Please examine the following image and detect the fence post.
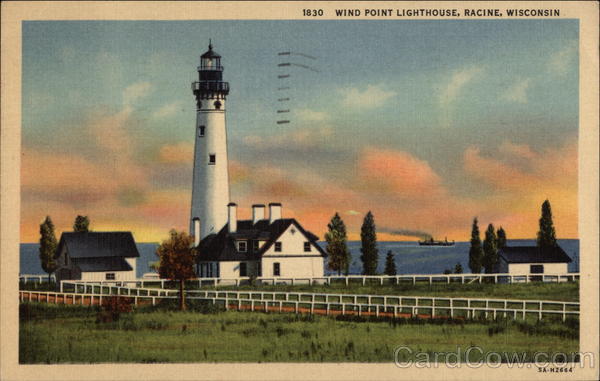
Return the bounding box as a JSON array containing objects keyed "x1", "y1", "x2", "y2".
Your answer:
[
  {"x1": 562, "y1": 304, "x2": 566, "y2": 322},
  {"x1": 380, "y1": 277, "x2": 384, "y2": 286},
  {"x1": 345, "y1": 277, "x2": 349, "y2": 286},
  {"x1": 450, "y1": 299, "x2": 453, "y2": 318}
]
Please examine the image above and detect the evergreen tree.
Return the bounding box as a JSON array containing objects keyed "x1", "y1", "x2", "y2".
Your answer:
[
  {"x1": 39, "y1": 216, "x2": 58, "y2": 283},
  {"x1": 325, "y1": 213, "x2": 350, "y2": 275},
  {"x1": 468, "y1": 217, "x2": 484, "y2": 274},
  {"x1": 73, "y1": 215, "x2": 90, "y2": 232},
  {"x1": 384, "y1": 250, "x2": 397, "y2": 276},
  {"x1": 454, "y1": 262, "x2": 463, "y2": 274},
  {"x1": 483, "y1": 223, "x2": 498, "y2": 274},
  {"x1": 496, "y1": 227, "x2": 507, "y2": 249},
  {"x1": 156, "y1": 230, "x2": 197, "y2": 310},
  {"x1": 360, "y1": 211, "x2": 378, "y2": 275},
  {"x1": 537, "y1": 199, "x2": 557, "y2": 251}
]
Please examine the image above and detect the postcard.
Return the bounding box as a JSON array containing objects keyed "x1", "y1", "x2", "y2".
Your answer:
[{"x1": 1, "y1": 1, "x2": 598, "y2": 380}]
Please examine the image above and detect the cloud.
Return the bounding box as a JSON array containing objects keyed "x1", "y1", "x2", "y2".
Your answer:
[
  {"x1": 158, "y1": 142, "x2": 194, "y2": 164},
  {"x1": 295, "y1": 108, "x2": 328, "y2": 122},
  {"x1": 548, "y1": 40, "x2": 577, "y2": 75},
  {"x1": 153, "y1": 102, "x2": 181, "y2": 118},
  {"x1": 242, "y1": 127, "x2": 333, "y2": 150},
  {"x1": 439, "y1": 66, "x2": 483, "y2": 106},
  {"x1": 500, "y1": 78, "x2": 531, "y2": 104},
  {"x1": 123, "y1": 81, "x2": 153, "y2": 107},
  {"x1": 357, "y1": 147, "x2": 446, "y2": 199},
  {"x1": 346, "y1": 210, "x2": 360, "y2": 216},
  {"x1": 339, "y1": 84, "x2": 396, "y2": 108}
]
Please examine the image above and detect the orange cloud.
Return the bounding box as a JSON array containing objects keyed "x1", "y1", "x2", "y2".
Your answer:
[
  {"x1": 158, "y1": 142, "x2": 194, "y2": 164},
  {"x1": 358, "y1": 147, "x2": 446, "y2": 199}
]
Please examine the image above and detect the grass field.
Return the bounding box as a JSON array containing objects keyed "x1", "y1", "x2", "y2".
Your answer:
[{"x1": 20, "y1": 302, "x2": 579, "y2": 363}]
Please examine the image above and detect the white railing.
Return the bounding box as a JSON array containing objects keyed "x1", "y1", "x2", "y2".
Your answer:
[
  {"x1": 48, "y1": 272, "x2": 579, "y2": 289},
  {"x1": 19, "y1": 274, "x2": 55, "y2": 284},
  {"x1": 45, "y1": 281, "x2": 580, "y2": 322},
  {"x1": 19, "y1": 288, "x2": 579, "y2": 322}
]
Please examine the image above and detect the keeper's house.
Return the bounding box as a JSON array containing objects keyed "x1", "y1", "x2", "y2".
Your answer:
[
  {"x1": 494, "y1": 245, "x2": 572, "y2": 275},
  {"x1": 54, "y1": 232, "x2": 139, "y2": 282},
  {"x1": 196, "y1": 203, "x2": 326, "y2": 279}
]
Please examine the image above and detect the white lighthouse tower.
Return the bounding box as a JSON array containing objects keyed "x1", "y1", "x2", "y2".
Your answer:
[{"x1": 190, "y1": 42, "x2": 230, "y2": 242}]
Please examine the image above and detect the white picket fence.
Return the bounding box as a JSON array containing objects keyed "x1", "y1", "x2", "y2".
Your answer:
[
  {"x1": 48, "y1": 280, "x2": 580, "y2": 322},
  {"x1": 45, "y1": 272, "x2": 580, "y2": 290}
]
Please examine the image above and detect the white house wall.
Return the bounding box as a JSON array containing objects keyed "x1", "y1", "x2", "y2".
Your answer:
[
  {"x1": 507, "y1": 262, "x2": 568, "y2": 274},
  {"x1": 262, "y1": 223, "x2": 318, "y2": 256},
  {"x1": 261, "y1": 256, "x2": 324, "y2": 278},
  {"x1": 80, "y1": 269, "x2": 136, "y2": 281}
]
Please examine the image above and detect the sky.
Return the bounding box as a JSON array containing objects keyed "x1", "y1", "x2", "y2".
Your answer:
[{"x1": 21, "y1": 20, "x2": 579, "y2": 243}]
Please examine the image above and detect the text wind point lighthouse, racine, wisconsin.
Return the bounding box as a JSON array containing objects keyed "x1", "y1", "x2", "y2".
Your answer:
[{"x1": 190, "y1": 42, "x2": 231, "y2": 242}]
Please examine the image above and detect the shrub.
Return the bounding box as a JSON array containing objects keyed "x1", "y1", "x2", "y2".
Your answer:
[{"x1": 97, "y1": 296, "x2": 133, "y2": 323}]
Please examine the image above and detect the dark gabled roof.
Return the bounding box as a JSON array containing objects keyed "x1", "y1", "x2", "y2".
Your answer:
[
  {"x1": 72, "y1": 257, "x2": 133, "y2": 272},
  {"x1": 55, "y1": 232, "x2": 140, "y2": 259},
  {"x1": 197, "y1": 218, "x2": 326, "y2": 262},
  {"x1": 498, "y1": 245, "x2": 572, "y2": 264}
]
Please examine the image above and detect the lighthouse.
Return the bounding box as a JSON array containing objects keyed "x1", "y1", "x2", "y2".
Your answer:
[{"x1": 190, "y1": 42, "x2": 230, "y2": 243}]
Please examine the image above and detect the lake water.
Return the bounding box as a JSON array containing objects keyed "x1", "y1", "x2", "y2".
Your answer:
[{"x1": 20, "y1": 239, "x2": 579, "y2": 277}]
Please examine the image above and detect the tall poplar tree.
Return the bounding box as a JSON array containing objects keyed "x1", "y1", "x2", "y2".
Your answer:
[
  {"x1": 384, "y1": 250, "x2": 397, "y2": 276},
  {"x1": 468, "y1": 217, "x2": 484, "y2": 274},
  {"x1": 73, "y1": 215, "x2": 90, "y2": 232},
  {"x1": 496, "y1": 227, "x2": 507, "y2": 249},
  {"x1": 483, "y1": 223, "x2": 498, "y2": 274},
  {"x1": 325, "y1": 213, "x2": 350, "y2": 275},
  {"x1": 360, "y1": 211, "x2": 378, "y2": 275},
  {"x1": 39, "y1": 216, "x2": 58, "y2": 283},
  {"x1": 537, "y1": 199, "x2": 557, "y2": 252}
]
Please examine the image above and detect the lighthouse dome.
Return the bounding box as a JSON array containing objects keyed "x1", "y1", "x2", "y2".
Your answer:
[{"x1": 201, "y1": 43, "x2": 221, "y2": 59}]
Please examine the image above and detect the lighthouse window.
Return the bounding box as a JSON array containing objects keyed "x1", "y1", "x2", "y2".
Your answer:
[
  {"x1": 214, "y1": 100, "x2": 222, "y2": 110},
  {"x1": 209, "y1": 154, "x2": 216, "y2": 165},
  {"x1": 199, "y1": 125, "x2": 205, "y2": 137}
]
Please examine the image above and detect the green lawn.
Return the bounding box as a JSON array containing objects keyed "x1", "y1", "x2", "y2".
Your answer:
[{"x1": 20, "y1": 302, "x2": 579, "y2": 363}]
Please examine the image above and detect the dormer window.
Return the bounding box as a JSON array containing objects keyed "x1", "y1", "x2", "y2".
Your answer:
[{"x1": 238, "y1": 240, "x2": 247, "y2": 252}]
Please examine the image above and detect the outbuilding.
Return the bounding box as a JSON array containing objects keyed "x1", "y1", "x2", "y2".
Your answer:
[
  {"x1": 54, "y1": 232, "x2": 139, "y2": 282},
  {"x1": 494, "y1": 245, "x2": 572, "y2": 275}
]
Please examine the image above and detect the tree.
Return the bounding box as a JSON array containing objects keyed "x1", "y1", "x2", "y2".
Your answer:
[
  {"x1": 496, "y1": 227, "x2": 507, "y2": 249},
  {"x1": 360, "y1": 211, "x2": 378, "y2": 275},
  {"x1": 468, "y1": 217, "x2": 484, "y2": 274},
  {"x1": 384, "y1": 250, "x2": 397, "y2": 276},
  {"x1": 156, "y1": 230, "x2": 197, "y2": 310},
  {"x1": 39, "y1": 216, "x2": 58, "y2": 283},
  {"x1": 454, "y1": 262, "x2": 463, "y2": 274},
  {"x1": 73, "y1": 215, "x2": 90, "y2": 232},
  {"x1": 483, "y1": 223, "x2": 498, "y2": 274},
  {"x1": 537, "y1": 199, "x2": 557, "y2": 252},
  {"x1": 443, "y1": 269, "x2": 452, "y2": 274},
  {"x1": 325, "y1": 213, "x2": 351, "y2": 275}
]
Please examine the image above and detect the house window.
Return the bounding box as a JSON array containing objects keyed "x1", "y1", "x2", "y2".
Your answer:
[
  {"x1": 209, "y1": 154, "x2": 216, "y2": 165},
  {"x1": 199, "y1": 125, "x2": 205, "y2": 137},
  {"x1": 253, "y1": 240, "x2": 260, "y2": 252},
  {"x1": 273, "y1": 262, "x2": 281, "y2": 276},
  {"x1": 106, "y1": 273, "x2": 115, "y2": 280},
  {"x1": 274, "y1": 242, "x2": 282, "y2": 252},
  {"x1": 238, "y1": 241, "x2": 247, "y2": 252},
  {"x1": 304, "y1": 242, "x2": 311, "y2": 252},
  {"x1": 530, "y1": 265, "x2": 544, "y2": 274},
  {"x1": 240, "y1": 262, "x2": 247, "y2": 277}
]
